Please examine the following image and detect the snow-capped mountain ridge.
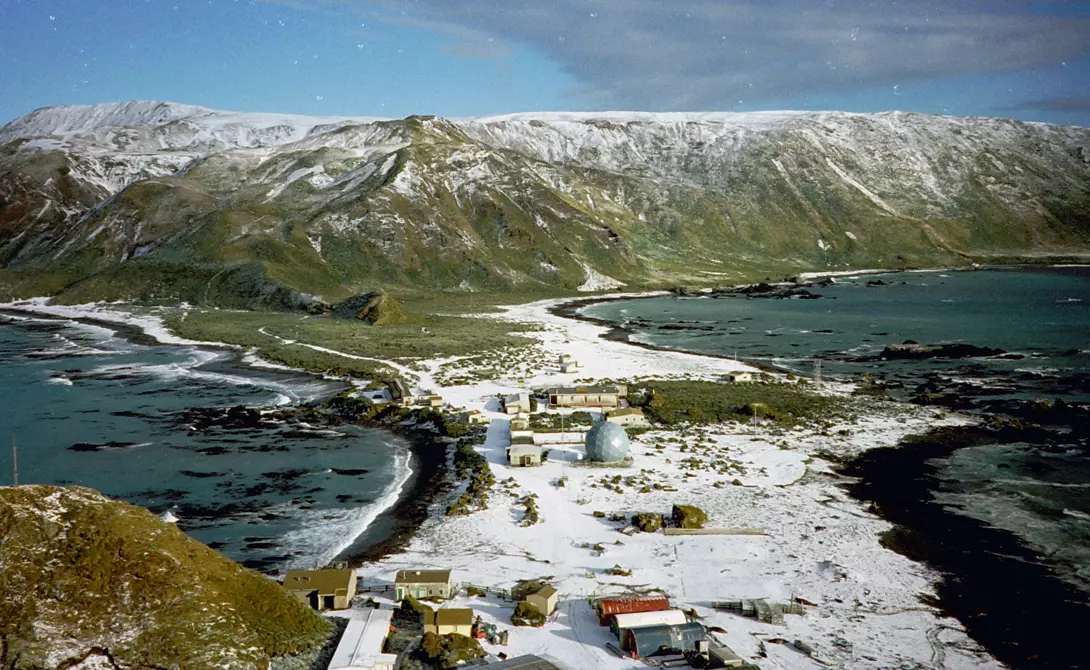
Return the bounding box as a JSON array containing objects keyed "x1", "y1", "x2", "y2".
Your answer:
[{"x1": 1, "y1": 100, "x2": 1088, "y2": 306}]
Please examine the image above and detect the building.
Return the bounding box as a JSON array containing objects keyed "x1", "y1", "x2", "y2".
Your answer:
[
  {"x1": 595, "y1": 596, "x2": 670, "y2": 625},
  {"x1": 328, "y1": 608, "x2": 398, "y2": 670},
  {"x1": 604, "y1": 407, "x2": 650, "y2": 428},
  {"x1": 584, "y1": 421, "x2": 630, "y2": 462},
  {"x1": 610, "y1": 610, "x2": 688, "y2": 639},
  {"x1": 486, "y1": 655, "x2": 565, "y2": 669},
  {"x1": 394, "y1": 569, "x2": 453, "y2": 601},
  {"x1": 420, "y1": 394, "x2": 444, "y2": 408},
  {"x1": 510, "y1": 415, "x2": 531, "y2": 431},
  {"x1": 623, "y1": 622, "x2": 705, "y2": 658},
  {"x1": 559, "y1": 360, "x2": 579, "y2": 373},
  {"x1": 389, "y1": 379, "x2": 415, "y2": 406},
  {"x1": 504, "y1": 392, "x2": 531, "y2": 415},
  {"x1": 464, "y1": 410, "x2": 490, "y2": 425},
  {"x1": 423, "y1": 608, "x2": 475, "y2": 636},
  {"x1": 546, "y1": 386, "x2": 623, "y2": 408},
  {"x1": 524, "y1": 584, "x2": 558, "y2": 616},
  {"x1": 507, "y1": 444, "x2": 543, "y2": 467},
  {"x1": 727, "y1": 371, "x2": 755, "y2": 383},
  {"x1": 283, "y1": 569, "x2": 357, "y2": 611}
]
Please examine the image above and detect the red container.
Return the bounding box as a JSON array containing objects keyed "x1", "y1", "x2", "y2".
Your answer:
[{"x1": 596, "y1": 596, "x2": 670, "y2": 625}]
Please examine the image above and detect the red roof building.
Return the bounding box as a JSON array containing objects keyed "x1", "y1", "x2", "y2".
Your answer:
[{"x1": 595, "y1": 596, "x2": 670, "y2": 625}]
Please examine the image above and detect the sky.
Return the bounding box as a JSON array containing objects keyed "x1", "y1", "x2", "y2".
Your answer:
[{"x1": 0, "y1": 0, "x2": 1088, "y2": 127}]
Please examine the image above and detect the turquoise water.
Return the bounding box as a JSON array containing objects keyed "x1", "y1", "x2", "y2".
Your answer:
[
  {"x1": 0, "y1": 312, "x2": 411, "y2": 573},
  {"x1": 584, "y1": 267, "x2": 1090, "y2": 593}
]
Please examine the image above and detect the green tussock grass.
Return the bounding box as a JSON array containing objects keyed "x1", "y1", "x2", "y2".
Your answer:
[{"x1": 0, "y1": 486, "x2": 331, "y2": 669}]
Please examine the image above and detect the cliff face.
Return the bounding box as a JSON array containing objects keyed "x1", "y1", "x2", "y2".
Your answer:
[
  {"x1": 1, "y1": 103, "x2": 1088, "y2": 305},
  {"x1": 0, "y1": 485, "x2": 331, "y2": 669}
]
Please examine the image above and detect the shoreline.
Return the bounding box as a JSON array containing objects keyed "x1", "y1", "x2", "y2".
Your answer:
[
  {"x1": 839, "y1": 426, "x2": 1090, "y2": 670},
  {"x1": 544, "y1": 269, "x2": 1089, "y2": 670},
  {"x1": 0, "y1": 304, "x2": 446, "y2": 572},
  {"x1": 7, "y1": 272, "x2": 1078, "y2": 668}
]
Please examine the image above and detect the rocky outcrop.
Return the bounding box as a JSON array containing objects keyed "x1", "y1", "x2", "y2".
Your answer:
[
  {"x1": 0, "y1": 485, "x2": 331, "y2": 669},
  {"x1": 881, "y1": 342, "x2": 1006, "y2": 360}
]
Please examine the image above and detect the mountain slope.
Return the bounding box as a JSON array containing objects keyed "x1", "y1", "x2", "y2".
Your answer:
[
  {"x1": 1, "y1": 102, "x2": 1087, "y2": 305},
  {"x1": 0, "y1": 485, "x2": 331, "y2": 669}
]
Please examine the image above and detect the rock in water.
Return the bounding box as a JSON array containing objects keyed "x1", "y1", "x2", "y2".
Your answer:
[
  {"x1": 331, "y1": 291, "x2": 409, "y2": 325},
  {"x1": 880, "y1": 342, "x2": 1006, "y2": 359},
  {"x1": 0, "y1": 485, "x2": 332, "y2": 669}
]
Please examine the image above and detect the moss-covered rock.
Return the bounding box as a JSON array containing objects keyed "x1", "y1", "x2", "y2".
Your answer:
[
  {"x1": 672, "y1": 504, "x2": 707, "y2": 529},
  {"x1": 0, "y1": 485, "x2": 332, "y2": 669},
  {"x1": 510, "y1": 601, "x2": 547, "y2": 627},
  {"x1": 632, "y1": 512, "x2": 663, "y2": 532},
  {"x1": 417, "y1": 632, "x2": 486, "y2": 667},
  {"x1": 332, "y1": 291, "x2": 410, "y2": 325}
]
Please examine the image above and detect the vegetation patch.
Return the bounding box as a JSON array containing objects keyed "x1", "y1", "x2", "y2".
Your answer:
[
  {"x1": 633, "y1": 379, "x2": 858, "y2": 427},
  {"x1": 0, "y1": 486, "x2": 331, "y2": 669}
]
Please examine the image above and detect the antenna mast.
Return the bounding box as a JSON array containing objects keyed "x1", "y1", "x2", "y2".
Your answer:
[{"x1": 11, "y1": 435, "x2": 18, "y2": 486}]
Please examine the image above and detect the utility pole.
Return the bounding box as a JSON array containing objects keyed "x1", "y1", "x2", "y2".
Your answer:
[
  {"x1": 12, "y1": 435, "x2": 18, "y2": 486},
  {"x1": 815, "y1": 359, "x2": 823, "y2": 385}
]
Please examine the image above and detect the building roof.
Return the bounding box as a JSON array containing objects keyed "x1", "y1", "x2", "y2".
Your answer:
[
  {"x1": 598, "y1": 596, "x2": 670, "y2": 617},
  {"x1": 424, "y1": 608, "x2": 475, "y2": 627},
  {"x1": 328, "y1": 608, "x2": 398, "y2": 670},
  {"x1": 546, "y1": 385, "x2": 620, "y2": 395},
  {"x1": 283, "y1": 569, "x2": 355, "y2": 595},
  {"x1": 607, "y1": 407, "x2": 645, "y2": 417},
  {"x1": 508, "y1": 444, "x2": 543, "y2": 456},
  {"x1": 612, "y1": 609, "x2": 688, "y2": 630},
  {"x1": 395, "y1": 569, "x2": 452, "y2": 584},
  {"x1": 487, "y1": 655, "x2": 565, "y2": 669},
  {"x1": 529, "y1": 584, "x2": 557, "y2": 599}
]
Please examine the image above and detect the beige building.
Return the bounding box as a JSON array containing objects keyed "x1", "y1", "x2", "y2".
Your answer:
[
  {"x1": 507, "y1": 444, "x2": 544, "y2": 467},
  {"x1": 283, "y1": 569, "x2": 357, "y2": 611},
  {"x1": 510, "y1": 415, "x2": 531, "y2": 431},
  {"x1": 420, "y1": 394, "x2": 444, "y2": 408},
  {"x1": 504, "y1": 392, "x2": 531, "y2": 415},
  {"x1": 546, "y1": 385, "x2": 624, "y2": 408},
  {"x1": 605, "y1": 407, "x2": 650, "y2": 428},
  {"x1": 464, "y1": 410, "x2": 490, "y2": 425},
  {"x1": 395, "y1": 569, "x2": 453, "y2": 601},
  {"x1": 524, "y1": 584, "x2": 559, "y2": 616},
  {"x1": 423, "y1": 608, "x2": 475, "y2": 636},
  {"x1": 727, "y1": 371, "x2": 755, "y2": 383}
]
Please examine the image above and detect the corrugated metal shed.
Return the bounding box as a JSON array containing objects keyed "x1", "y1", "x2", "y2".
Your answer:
[
  {"x1": 610, "y1": 609, "x2": 688, "y2": 638},
  {"x1": 597, "y1": 596, "x2": 669, "y2": 625},
  {"x1": 624, "y1": 622, "x2": 705, "y2": 658}
]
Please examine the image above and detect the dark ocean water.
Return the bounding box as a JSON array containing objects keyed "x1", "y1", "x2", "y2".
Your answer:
[
  {"x1": 0, "y1": 312, "x2": 411, "y2": 573},
  {"x1": 584, "y1": 267, "x2": 1090, "y2": 667}
]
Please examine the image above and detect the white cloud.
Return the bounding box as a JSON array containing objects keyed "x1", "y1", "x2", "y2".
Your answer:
[{"x1": 264, "y1": 0, "x2": 1090, "y2": 110}]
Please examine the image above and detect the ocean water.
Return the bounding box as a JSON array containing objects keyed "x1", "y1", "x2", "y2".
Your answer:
[
  {"x1": 583, "y1": 267, "x2": 1090, "y2": 600},
  {"x1": 0, "y1": 312, "x2": 412, "y2": 573}
]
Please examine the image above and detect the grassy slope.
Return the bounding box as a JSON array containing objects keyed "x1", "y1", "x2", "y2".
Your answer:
[{"x1": 0, "y1": 485, "x2": 331, "y2": 669}]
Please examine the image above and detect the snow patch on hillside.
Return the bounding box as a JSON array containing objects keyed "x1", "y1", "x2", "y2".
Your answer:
[{"x1": 578, "y1": 261, "x2": 624, "y2": 291}]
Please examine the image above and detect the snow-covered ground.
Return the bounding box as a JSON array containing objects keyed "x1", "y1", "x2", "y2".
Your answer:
[
  {"x1": 352, "y1": 295, "x2": 1000, "y2": 670},
  {"x1": 1, "y1": 293, "x2": 1001, "y2": 668}
]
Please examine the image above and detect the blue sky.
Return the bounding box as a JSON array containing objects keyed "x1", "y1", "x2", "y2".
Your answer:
[{"x1": 1, "y1": 0, "x2": 1087, "y2": 126}]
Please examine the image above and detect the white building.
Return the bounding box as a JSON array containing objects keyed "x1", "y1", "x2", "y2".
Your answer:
[
  {"x1": 328, "y1": 608, "x2": 398, "y2": 670},
  {"x1": 604, "y1": 407, "x2": 650, "y2": 428}
]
